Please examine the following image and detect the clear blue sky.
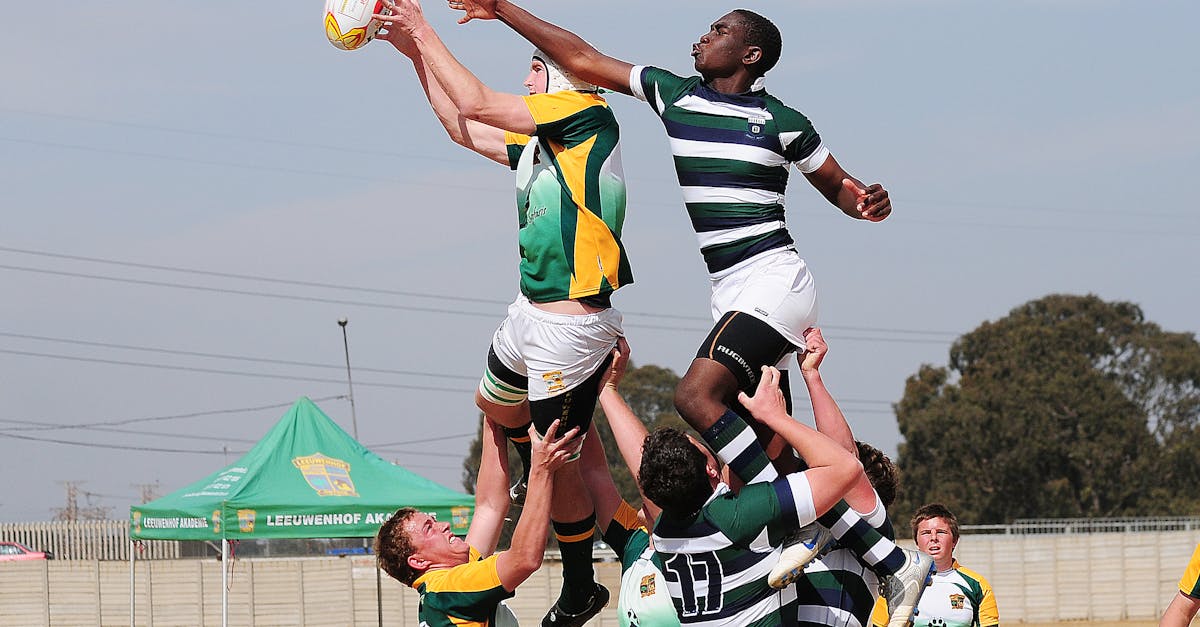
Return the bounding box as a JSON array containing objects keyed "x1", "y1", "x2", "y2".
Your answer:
[{"x1": 2, "y1": 0, "x2": 1197, "y2": 521}]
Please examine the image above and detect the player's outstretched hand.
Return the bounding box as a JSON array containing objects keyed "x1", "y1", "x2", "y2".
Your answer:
[
  {"x1": 841, "y1": 178, "x2": 891, "y2": 222},
  {"x1": 529, "y1": 420, "x2": 581, "y2": 474},
  {"x1": 800, "y1": 327, "x2": 828, "y2": 375},
  {"x1": 448, "y1": 0, "x2": 498, "y2": 24},
  {"x1": 599, "y1": 337, "x2": 631, "y2": 393},
  {"x1": 375, "y1": 0, "x2": 427, "y2": 37},
  {"x1": 737, "y1": 366, "x2": 789, "y2": 425},
  {"x1": 376, "y1": 18, "x2": 419, "y2": 57}
]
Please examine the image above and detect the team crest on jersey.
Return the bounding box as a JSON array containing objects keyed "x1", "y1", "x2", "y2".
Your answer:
[
  {"x1": 639, "y1": 574, "x2": 656, "y2": 597},
  {"x1": 292, "y1": 453, "x2": 359, "y2": 497},
  {"x1": 949, "y1": 593, "x2": 966, "y2": 609},
  {"x1": 747, "y1": 115, "x2": 766, "y2": 138}
]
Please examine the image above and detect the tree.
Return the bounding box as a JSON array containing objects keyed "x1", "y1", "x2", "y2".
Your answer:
[{"x1": 893, "y1": 294, "x2": 1200, "y2": 525}]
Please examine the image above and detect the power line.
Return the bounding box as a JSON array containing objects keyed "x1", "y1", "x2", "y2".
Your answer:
[
  {"x1": 0, "y1": 348, "x2": 473, "y2": 393},
  {"x1": 0, "y1": 246, "x2": 961, "y2": 339},
  {"x1": 0, "y1": 331, "x2": 479, "y2": 381},
  {"x1": 0, "y1": 396, "x2": 343, "y2": 431}
]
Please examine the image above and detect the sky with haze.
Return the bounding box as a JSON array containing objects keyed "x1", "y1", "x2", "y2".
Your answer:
[{"x1": 1, "y1": 0, "x2": 1197, "y2": 522}]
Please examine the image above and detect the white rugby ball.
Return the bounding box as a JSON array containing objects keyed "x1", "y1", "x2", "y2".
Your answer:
[{"x1": 324, "y1": 0, "x2": 388, "y2": 51}]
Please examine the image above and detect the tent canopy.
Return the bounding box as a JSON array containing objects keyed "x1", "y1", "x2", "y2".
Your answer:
[{"x1": 131, "y1": 397, "x2": 473, "y2": 540}]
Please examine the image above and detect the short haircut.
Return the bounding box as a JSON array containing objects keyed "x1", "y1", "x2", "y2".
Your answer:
[
  {"x1": 375, "y1": 507, "x2": 422, "y2": 586},
  {"x1": 639, "y1": 427, "x2": 714, "y2": 517},
  {"x1": 732, "y1": 9, "x2": 782, "y2": 76},
  {"x1": 856, "y1": 441, "x2": 899, "y2": 508},
  {"x1": 910, "y1": 502, "x2": 960, "y2": 541}
]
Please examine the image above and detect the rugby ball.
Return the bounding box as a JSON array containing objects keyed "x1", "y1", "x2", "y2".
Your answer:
[{"x1": 324, "y1": 0, "x2": 388, "y2": 51}]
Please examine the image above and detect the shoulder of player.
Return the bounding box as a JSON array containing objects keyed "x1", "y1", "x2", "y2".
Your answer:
[
  {"x1": 760, "y1": 94, "x2": 813, "y2": 128},
  {"x1": 953, "y1": 563, "x2": 995, "y2": 591}
]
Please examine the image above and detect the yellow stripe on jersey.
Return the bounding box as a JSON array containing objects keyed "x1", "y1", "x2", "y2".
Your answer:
[
  {"x1": 523, "y1": 91, "x2": 608, "y2": 124},
  {"x1": 546, "y1": 134, "x2": 624, "y2": 297},
  {"x1": 414, "y1": 546, "x2": 504, "y2": 595},
  {"x1": 613, "y1": 500, "x2": 644, "y2": 533},
  {"x1": 1181, "y1": 543, "x2": 1200, "y2": 597}
]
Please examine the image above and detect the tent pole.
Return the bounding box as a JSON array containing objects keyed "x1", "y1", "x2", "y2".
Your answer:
[
  {"x1": 129, "y1": 540, "x2": 135, "y2": 627},
  {"x1": 376, "y1": 558, "x2": 383, "y2": 627},
  {"x1": 221, "y1": 538, "x2": 229, "y2": 627}
]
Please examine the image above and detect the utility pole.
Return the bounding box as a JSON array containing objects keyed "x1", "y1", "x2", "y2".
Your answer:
[
  {"x1": 338, "y1": 317, "x2": 359, "y2": 439},
  {"x1": 133, "y1": 481, "x2": 161, "y2": 504},
  {"x1": 54, "y1": 481, "x2": 80, "y2": 521}
]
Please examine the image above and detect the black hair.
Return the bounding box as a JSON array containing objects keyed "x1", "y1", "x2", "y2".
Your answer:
[
  {"x1": 733, "y1": 9, "x2": 782, "y2": 76},
  {"x1": 639, "y1": 428, "x2": 714, "y2": 517}
]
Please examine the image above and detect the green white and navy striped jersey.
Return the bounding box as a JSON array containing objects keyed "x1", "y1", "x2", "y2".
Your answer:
[
  {"x1": 650, "y1": 479, "x2": 817, "y2": 626},
  {"x1": 629, "y1": 66, "x2": 829, "y2": 275},
  {"x1": 794, "y1": 497, "x2": 889, "y2": 627},
  {"x1": 701, "y1": 409, "x2": 890, "y2": 627},
  {"x1": 413, "y1": 545, "x2": 515, "y2": 627},
  {"x1": 503, "y1": 90, "x2": 633, "y2": 303}
]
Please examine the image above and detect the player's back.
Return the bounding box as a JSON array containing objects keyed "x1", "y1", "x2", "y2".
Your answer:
[{"x1": 650, "y1": 483, "x2": 798, "y2": 626}]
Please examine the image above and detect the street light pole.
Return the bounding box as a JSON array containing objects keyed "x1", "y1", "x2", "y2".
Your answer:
[
  {"x1": 338, "y1": 318, "x2": 381, "y2": 627},
  {"x1": 337, "y1": 317, "x2": 359, "y2": 440}
]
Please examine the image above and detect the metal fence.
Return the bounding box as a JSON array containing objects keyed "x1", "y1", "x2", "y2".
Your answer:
[
  {"x1": 0, "y1": 520, "x2": 179, "y2": 560},
  {"x1": 962, "y1": 516, "x2": 1200, "y2": 535}
]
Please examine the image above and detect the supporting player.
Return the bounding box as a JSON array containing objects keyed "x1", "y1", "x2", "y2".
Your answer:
[
  {"x1": 872, "y1": 504, "x2": 998, "y2": 627},
  {"x1": 374, "y1": 419, "x2": 578, "y2": 627},
  {"x1": 374, "y1": 2, "x2": 632, "y2": 621}
]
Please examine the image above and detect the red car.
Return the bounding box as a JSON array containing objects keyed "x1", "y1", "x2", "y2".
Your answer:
[{"x1": 0, "y1": 541, "x2": 52, "y2": 561}]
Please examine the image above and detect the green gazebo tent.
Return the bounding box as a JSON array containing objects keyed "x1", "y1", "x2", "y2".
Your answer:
[{"x1": 129, "y1": 396, "x2": 474, "y2": 626}]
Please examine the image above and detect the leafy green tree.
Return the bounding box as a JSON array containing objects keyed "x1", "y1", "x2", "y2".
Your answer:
[{"x1": 893, "y1": 294, "x2": 1200, "y2": 525}]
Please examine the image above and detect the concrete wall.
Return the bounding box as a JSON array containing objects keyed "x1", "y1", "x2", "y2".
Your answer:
[{"x1": 1, "y1": 530, "x2": 1196, "y2": 626}]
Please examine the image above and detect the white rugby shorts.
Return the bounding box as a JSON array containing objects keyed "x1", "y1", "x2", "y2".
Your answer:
[
  {"x1": 480, "y1": 294, "x2": 624, "y2": 403},
  {"x1": 709, "y1": 248, "x2": 818, "y2": 350}
]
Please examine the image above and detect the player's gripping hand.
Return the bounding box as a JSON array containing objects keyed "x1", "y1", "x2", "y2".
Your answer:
[
  {"x1": 530, "y1": 419, "x2": 581, "y2": 474},
  {"x1": 737, "y1": 366, "x2": 790, "y2": 426},
  {"x1": 842, "y1": 178, "x2": 891, "y2": 222},
  {"x1": 800, "y1": 327, "x2": 828, "y2": 375}
]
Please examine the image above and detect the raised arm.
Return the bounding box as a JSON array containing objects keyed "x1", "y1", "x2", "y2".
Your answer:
[
  {"x1": 452, "y1": 0, "x2": 636, "y2": 95},
  {"x1": 464, "y1": 417, "x2": 512, "y2": 556},
  {"x1": 803, "y1": 153, "x2": 892, "y2": 222},
  {"x1": 494, "y1": 420, "x2": 579, "y2": 591},
  {"x1": 377, "y1": 0, "x2": 536, "y2": 134},
  {"x1": 595, "y1": 338, "x2": 662, "y2": 522},
  {"x1": 377, "y1": 25, "x2": 509, "y2": 164},
  {"x1": 738, "y1": 366, "x2": 862, "y2": 517},
  {"x1": 799, "y1": 327, "x2": 878, "y2": 513}
]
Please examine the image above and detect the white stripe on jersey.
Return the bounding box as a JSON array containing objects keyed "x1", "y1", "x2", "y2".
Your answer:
[
  {"x1": 794, "y1": 144, "x2": 830, "y2": 173},
  {"x1": 680, "y1": 185, "x2": 784, "y2": 206},
  {"x1": 716, "y1": 431, "x2": 780, "y2": 485},
  {"x1": 786, "y1": 473, "x2": 819, "y2": 527},
  {"x1": 694, "y1": 221, "x2": 786, "y2": 249},
  {"x1": 675, "y1": 94, "x2": 774, "y2": 121},
  {"x1": 668, "y1": 137, "x2": 788, "y2": 167},
  {"x1": 654, "y1": 528, "x2": 730, "y2": 554},
  {"x1": 629, "y1": 65, "x2": 649, "y2": 102}
]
